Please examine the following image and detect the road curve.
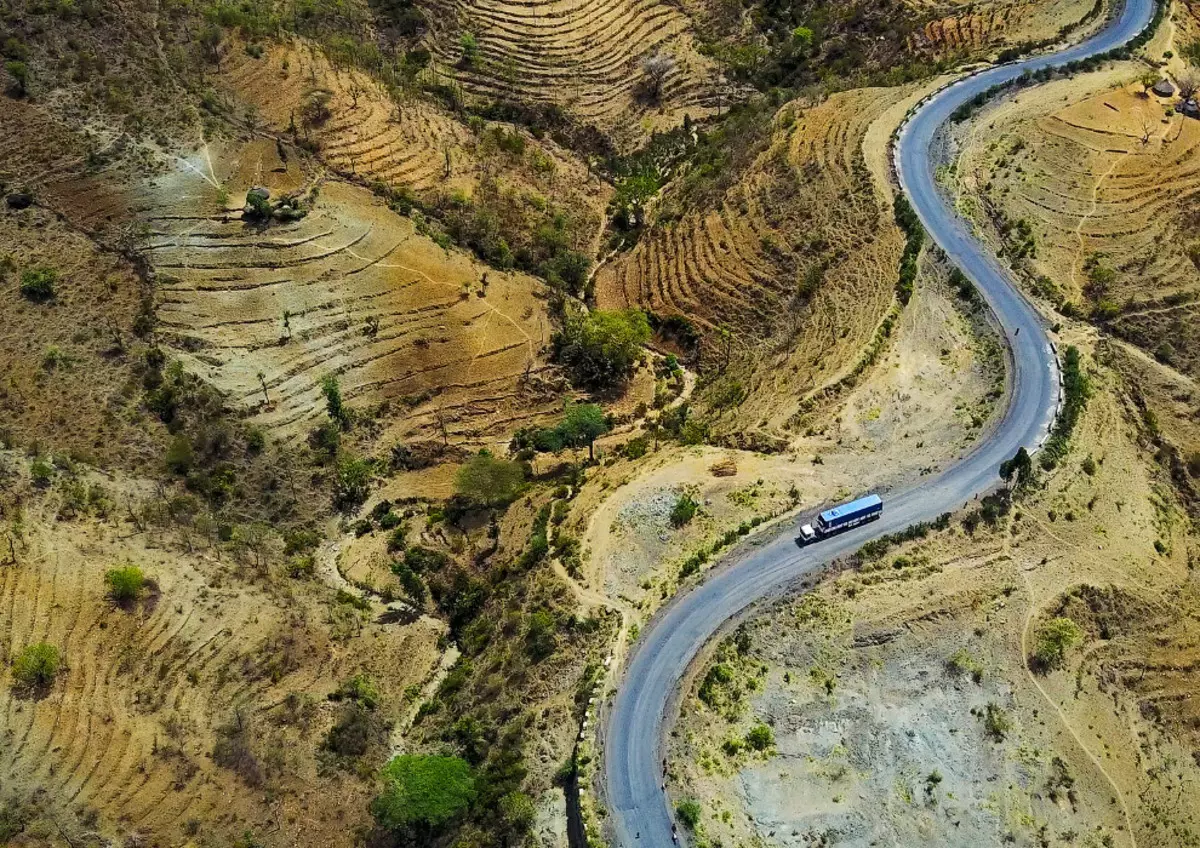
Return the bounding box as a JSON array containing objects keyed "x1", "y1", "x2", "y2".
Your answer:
[{"x1": 603, "y1": 0, "x2": 1157, "y2": 844}]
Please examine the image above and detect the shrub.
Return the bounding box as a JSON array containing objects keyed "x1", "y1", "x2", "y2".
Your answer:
[
  {"x1": 332, "y1": 673, "x2": 381, "y2": 709},
  {"x1": 454, "y1": 450, "x2": 525, "y2": 507},
  {"x1": 983, "y1": 702, "x2": 1012, "y2": 741},
  {"x1": 19, "y1": 267, "x2": 57, "y2": 301},
  {"x1": 372, "y1": 755, "x2": 476, "y2": 836},
  {"x1": 12, "y1": 643, "x2": 61, "y2": 691},
  {"x1": 676, "y1": 799, "x2": 702, "y2": 830},
  {"x1": 745, "y1": 722, "x2": 774, "y2": 751},
  {"x1": 320, "y1": 374, "x2": 347, "y2": 427},
  {"x1": 670, "y1": 492, "x2": 699, "y2": 528},
  {"x1": 947, "y1": 647, "x2": 984, "y2": 683},
  {"x1": 1031, "y1": 617, "x2": 1083, "y2": 671},
  {"x1": 386, "y1": 526, "x2": 408, "y2": 552},
  {"x1": 105, "y1": 565, "x2": 145, "y2": 606},
  {"x1": 525, "y1": 610, "x2": 557, "y2": 661},
  {"x1": 405, "y1": 546, "x2": 449, "y2": 573}
]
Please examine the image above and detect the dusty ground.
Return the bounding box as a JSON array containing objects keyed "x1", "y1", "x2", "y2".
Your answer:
[
  {"x1": 668, "y1": 338, "x2": 1200, "y2": 848},
  {"x1": 913, "y1": 0, "x2": 1104, "y2": 54}
]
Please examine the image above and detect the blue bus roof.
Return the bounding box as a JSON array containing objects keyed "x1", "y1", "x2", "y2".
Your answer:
[{"x1": 820, "y1": 494, "x2": 882, "y2": 524}]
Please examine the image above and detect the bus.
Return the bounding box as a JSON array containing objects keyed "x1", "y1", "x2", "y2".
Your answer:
[{"x1": 799, "y1": 494, "x2": 883, "y2": 543}]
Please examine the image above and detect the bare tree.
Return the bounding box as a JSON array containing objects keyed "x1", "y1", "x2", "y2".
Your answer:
[
  {"x1": 1178, "y1": 69, "x2": 1199, "y2": 100},
  {"x1": 1139, "y1": 111, "x2": 1156, "y2": 145},
  {"x1": 641, "y1": 52, "x2": 676, "y2": 101}
]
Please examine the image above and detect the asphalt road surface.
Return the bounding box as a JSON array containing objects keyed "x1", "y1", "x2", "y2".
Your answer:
[{"x1": 602, "y1": 0, "x2": 1157, "y2": 843}]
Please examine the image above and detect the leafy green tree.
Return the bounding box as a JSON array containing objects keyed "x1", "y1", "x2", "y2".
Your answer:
[
  {"x1": 371, "y1": 755, "x2": 476, "y2": 837},
  {"x1": 745, "y1": 722, "x2": 774, "y2": 751},
  {"x1": 320, "y1": 374, "x2": 348, "y2": 428},
  {"x1": 12, "y1": 643, "x2": 61, "y2": 692},
  {"x1": 676, "y1": 799, "x2": 702, "y2": 830},
  {"x1": 459, "y1": 31, "x2": 479, "y2": 65},
  {"x1": 1031, "y1": 617, "x2": 1083, "y2": 671},
  {"x1": 670, "y1": 491, "x2": 699, "y2": 528},
  {"x1": 525, "y1": 610, "x2": 557, "y2": 661},
  {"x1": 5, "y1": 60, "x2": 28, "y2": 96},
  {"x1": 999, "y1": 446, "x2": 1033, "y2": 489},
  {"x1": 334, "y1": 454, "x2": 373, "y2": 509},
  {"x1": 552, "y1": 308, "x2": 650, "y2": 390},
  {"x1": 19, "y1": 267, "x2": 56, "y2": 301},
  {"x1": 455, "y1": 450, "x2": 525, "y2": 507},
  {"x1": 105, "y1": 565, "x2": 145, "y2": 606},
  {"x1": 498, "y1": 791, "x2": 536, "y2": 843},
  {"x1": 558, "y1": 402, "x2": 609, "y2": 461}
]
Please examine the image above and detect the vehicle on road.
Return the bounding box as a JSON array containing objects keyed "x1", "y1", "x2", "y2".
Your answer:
[{"x1": 798, "y1": 494, "x2": 883, "y2": 543}]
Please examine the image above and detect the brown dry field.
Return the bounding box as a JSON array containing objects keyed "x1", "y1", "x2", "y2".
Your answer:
[
  {"x1": 136, "y1": 138, "x2": 570, "y2": 447},
  {"x1": 418, "y1": 0, "x2": 722, "y2": 148},
  {"x1": 217, "y1": 38, "x2": 612, "y2": 241},
  {"x1": 668, "y1": 338, "x2": 1200, "y2": 848},
  {"x1": 0, "y1": 458, "x2": 444, "y2": 847}
]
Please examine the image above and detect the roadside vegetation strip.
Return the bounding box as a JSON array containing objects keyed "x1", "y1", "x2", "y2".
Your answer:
[
  {"x1": 950, "y1": 0, "x2": 1167, "y2": 123},
  {"x1": 1037, "y1": 345, "x2": 1091, "y2": 470}
]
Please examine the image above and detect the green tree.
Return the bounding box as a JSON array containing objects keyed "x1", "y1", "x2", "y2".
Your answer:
[
  {"x1": 371, "y1": 755, "x2": 476, "y2": 837},
  {"x1": 454, "y1": 450, "x2": 525, "y2": 507},
  {"x1": 558, "y1": 402, "x2": 609, "y2": 461},
  {"x1": 334, "y1": 454, "x2": 374, "y2": 509},
  {"x1": 5, "y1": 60, "x2": 28, "y2": 96},
  {"x1": 525, "y1": 610, "x2": 557, "y2": 661},
  {"x1": 320, "y1": 374, "x2": 348, "y2": 428},
  {"x1": 552, "y1": 308, "x2": 650, "y2": 390},
  {"x1": 19, "y1": 267, "x2": 56, "y2": 301},
  {"x1": 1031, "y1": 617, "x2": 1083, "y2": 671},
  {"x1": 676, "y1": 799, "x2": 702, "y2": 830},
  {"x1": 745, "y1": 722, "x2": 774, "y2": 751},
  {"x1": 1138, "y1": 69, "x2": 1161, "y2": 95},
  {"x1": 459, "y1": 31, "x2": 479, "y2": 65},
  {"x1": 498, "y1": 791, "x2": 536, "y2": 842},
  {"x1": 12, "y1": 643, "x2": 61, "y2": 692},
  {"x1": 105, "y1": 565, "x2": 145, "y2": 606},
  {"x1": 670, "y1": 491, "x2": 699, "y2": 528},
  {"x1": 999, "y1": 446, "x2": 1033, "y2": 489}
]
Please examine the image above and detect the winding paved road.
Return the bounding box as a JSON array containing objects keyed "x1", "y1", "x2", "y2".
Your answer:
[{"x1": 603, "y1": 0, "x2": 1157, "y2": 844}]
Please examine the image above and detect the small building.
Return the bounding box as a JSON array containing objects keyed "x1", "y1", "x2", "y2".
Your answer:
[
  {"x1": 1152, "y1": 78, "x2": 1176, "y2": 97},
  {"x1": 1185, "y1": 99, "x2": 1200, "y2": 118}
]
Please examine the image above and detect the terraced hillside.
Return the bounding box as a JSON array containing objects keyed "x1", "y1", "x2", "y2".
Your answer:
[
  {"x1": 219, "y1": 40, "x2": 609, "y2": 236},
  {"x1": 911, "y1": 0, "x2": 1100, "y2": 53},
  {"x1": 0, "y1": 466, "x2": 443, "y2": 846},
  {"x1": 417, "y1": 0, "x2": 720, "y2": 146},
  {"x1": 138, "y1": 139, "x2": 567, "y2": 445},
  {"x1": 595, "y1": 88, "x2": 909, "y2": 442},
  {"x1": 958, "y1": 73, "x2": 1200, "y2": 378}
]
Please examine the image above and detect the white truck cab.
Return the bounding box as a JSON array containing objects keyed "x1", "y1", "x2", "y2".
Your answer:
[{"x1": 799, "y1": 524, "x2": 817, "y2": 542}]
